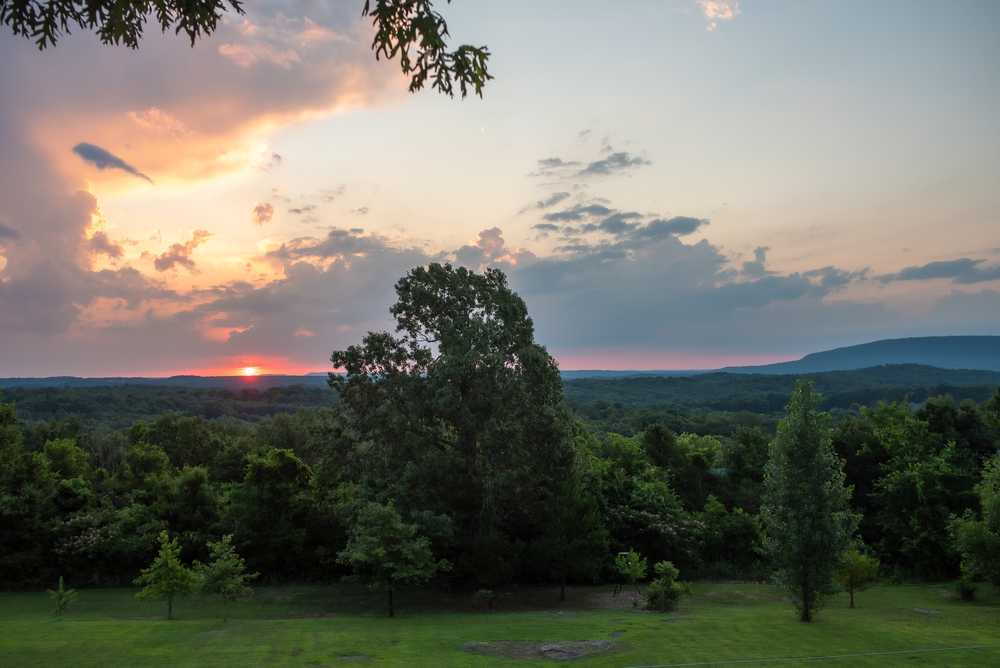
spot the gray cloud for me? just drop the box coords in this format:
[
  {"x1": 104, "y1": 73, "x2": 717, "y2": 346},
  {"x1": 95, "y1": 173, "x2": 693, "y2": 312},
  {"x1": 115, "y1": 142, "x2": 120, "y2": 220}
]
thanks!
[
  {"x1": 88, "y1": 231, "x2": 124, "y2": 259},
  {"x1": 543, "y1": 203, "x2": 615, "y2": 222},
  {"x1": 878, "y1": 258, "x2": 1000, "y2": 284},
  {"x1": 153, "y1": 230, "x2": 211, "y2": 272},
  {"x1": 577, "y1": 150, "x2": 650, "y2": 177},
  {"x1": 262, "y1": 152, "x2": 283, "y2": 171},
  {"x1": 520, "y1": 191, "x2": 571, "y2": 214},
  {"x1": 351, "y1": 206, "x2": 370, "y2": 216},
  {"x1": 288, "y1": 204, "x2": 317, "y2": 215},
  {"x1": 0, "y1": 222, "x2": 19, "y2": 240},
  {"x1": 253, "y1": 202, "x2": 275, "y2": 226},
  {"x1": 72, "y1": 142, "x2": 153, "y2": 183},
  {"x1": 742, "y1": 246, "x2": 770, "y2": 277},
  {"x1": 266, "y1": 227, "x2": 405, "y2": 263},
  {"x1": 537, "y1": 157, "x2": 579, "y2": 171}
]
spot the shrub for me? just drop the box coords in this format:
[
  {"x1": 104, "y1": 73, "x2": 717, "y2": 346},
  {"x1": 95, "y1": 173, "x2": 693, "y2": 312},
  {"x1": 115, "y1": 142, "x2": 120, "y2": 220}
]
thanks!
[{"x1": 645, "y1": 560, "x2": 688, "y2": 612}]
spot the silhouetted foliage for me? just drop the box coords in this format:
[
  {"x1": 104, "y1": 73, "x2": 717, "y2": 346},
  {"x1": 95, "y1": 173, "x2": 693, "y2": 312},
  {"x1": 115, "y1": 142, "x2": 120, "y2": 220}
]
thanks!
[{"x1": 1, "y1": 0, "x2": 491, "y2": 97}]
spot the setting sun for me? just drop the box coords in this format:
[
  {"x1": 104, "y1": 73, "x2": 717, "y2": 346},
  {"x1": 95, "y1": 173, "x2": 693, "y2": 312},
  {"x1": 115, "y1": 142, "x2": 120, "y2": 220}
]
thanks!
[{"x1": 240, "y1": 366, "x2": 261, "y2": 377}]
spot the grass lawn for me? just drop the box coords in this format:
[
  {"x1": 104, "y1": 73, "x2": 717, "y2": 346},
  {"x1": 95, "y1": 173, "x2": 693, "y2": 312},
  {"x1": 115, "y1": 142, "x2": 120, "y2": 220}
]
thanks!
[{"x1": 0, "y1": 582, "x2": 997, "y2": 667}]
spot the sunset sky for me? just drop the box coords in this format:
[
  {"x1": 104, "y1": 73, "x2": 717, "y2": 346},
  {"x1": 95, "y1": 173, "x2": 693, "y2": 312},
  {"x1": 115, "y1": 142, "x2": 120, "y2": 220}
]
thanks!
[{"x1": 1, "y1": 0, "x2": 999, "y2": 376}]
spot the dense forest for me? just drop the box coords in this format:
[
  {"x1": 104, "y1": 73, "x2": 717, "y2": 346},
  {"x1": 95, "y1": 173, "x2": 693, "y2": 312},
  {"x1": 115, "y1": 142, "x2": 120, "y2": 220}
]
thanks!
[{"x1": 2, "y1": 265, "x2": 999, "y2": 620}]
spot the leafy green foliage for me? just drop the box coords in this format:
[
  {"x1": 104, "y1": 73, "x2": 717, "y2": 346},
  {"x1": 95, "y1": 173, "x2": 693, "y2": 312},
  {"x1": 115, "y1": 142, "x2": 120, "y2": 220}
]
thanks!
[
  {"x1": 338, "y1": 501, "x2": 448, "y2": 616},
  {"x1": 332, "y1": 263, "x2": 575, "y2": 587},
  {"x1": 134, "y1": 531, "x2": 196, "y2": 619},
  {"x1": 762, "y1": 381, "x2": 858, "y2": 622},
  {"x1": 836, "y1": 547, "x2": 879, "y2": 608},
  {"x1": 0, "y1": 267, "x2": 998, "y2": 605},
  {"x1": 363, "y1": 0, "x2": 492, "y2": 97},
  {"x1": 0, "y1": 0, "x2": 242, "y2": 49},
  {"x1": 47, "y1": 576, "x2": 78, "y2": 617},
  {"x1": 195, "y1": 535, "x2": 257, "y2": 614},
  {"x1": 645, "y1": 560, "x2": 687, "y2": 612},
  {"x1": 951, "y1": 455, "x2": 1000, "y2": 590},
  {"x1": 614, "y1": 549, "x2": 647, "y2": 604}
]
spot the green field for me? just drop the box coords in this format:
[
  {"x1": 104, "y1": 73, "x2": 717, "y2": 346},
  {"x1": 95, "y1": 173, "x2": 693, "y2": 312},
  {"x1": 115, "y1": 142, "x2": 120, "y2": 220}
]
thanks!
[{"x1": 1, "y1": 583, "x2": 997, "y2": 667}]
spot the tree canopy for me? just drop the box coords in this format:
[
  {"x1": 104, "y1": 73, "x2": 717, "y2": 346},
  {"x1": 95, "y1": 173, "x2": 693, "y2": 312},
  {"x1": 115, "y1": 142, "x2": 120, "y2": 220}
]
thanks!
[{"x1": 0, "y1": 0, "x2": 491, "y2": 97}]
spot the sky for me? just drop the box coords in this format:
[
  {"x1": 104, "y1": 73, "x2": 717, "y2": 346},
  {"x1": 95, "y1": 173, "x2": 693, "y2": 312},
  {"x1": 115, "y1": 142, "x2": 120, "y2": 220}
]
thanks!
[{"x1": 1, "y1": 0, "x2": 999, "y2": 376}]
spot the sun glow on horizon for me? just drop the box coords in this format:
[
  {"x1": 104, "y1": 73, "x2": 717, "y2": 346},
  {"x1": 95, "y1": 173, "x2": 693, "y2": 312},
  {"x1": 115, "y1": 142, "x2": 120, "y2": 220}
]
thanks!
[{"x1": 240, "y1": 366, "x2": 261, "y2": 377}]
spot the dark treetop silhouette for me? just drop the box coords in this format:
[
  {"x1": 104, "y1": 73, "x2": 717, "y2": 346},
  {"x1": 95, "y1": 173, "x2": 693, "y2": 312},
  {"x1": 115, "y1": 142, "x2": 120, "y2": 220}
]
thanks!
[{"x1": 0, "y1": 0, "x2": 491, "y2": 97}]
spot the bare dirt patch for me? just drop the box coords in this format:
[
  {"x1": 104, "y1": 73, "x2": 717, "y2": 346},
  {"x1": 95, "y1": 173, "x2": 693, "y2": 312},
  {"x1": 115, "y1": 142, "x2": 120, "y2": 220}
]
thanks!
[{"x1": 462, "y1": 640, "x2": 617, "y2": 661}]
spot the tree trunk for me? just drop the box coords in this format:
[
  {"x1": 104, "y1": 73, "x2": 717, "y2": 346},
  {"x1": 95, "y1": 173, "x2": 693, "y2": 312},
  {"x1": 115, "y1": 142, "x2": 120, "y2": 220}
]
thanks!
[
  {"x1": 849, "y1": 585, "x2": 855, "y2": 609},
  {"x1": 167, "y1": 594, "x2": 174, "y2": 620},
  {"x1": 799, "y1": 582, "x2": 812, "y2": 622},
  {"x1": 560, "y1": 574, "x2": 566, "y2": 602},
  {"x1": 387, "y1": 587, "x2": 394, "y2": 618}
]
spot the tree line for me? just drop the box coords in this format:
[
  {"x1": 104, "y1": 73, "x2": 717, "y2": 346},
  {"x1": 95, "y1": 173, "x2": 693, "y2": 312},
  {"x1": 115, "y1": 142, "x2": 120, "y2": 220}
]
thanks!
[{"x1": 1, "y1": 264, "x2": 999, "y2": 620}]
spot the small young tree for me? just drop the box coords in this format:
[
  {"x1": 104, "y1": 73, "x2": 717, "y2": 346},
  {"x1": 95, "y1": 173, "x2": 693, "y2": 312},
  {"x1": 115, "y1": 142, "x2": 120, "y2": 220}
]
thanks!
[
  {"x1": 338, "y1": 501, "x2": 449, "y2": 617},
  {"x1": 134, "y1": 530, "x2": 197, "y2": 620},
  {"x1": 645, "y1": 561, "x2": 687, "y2": 612},
  {"x1": 761, "y1": 381, "x2": 858, "y2": 622},
  {"x1": 195, "y1": 534, "x2": 258, "y2": 621},
  {"x1": 47, "y1": 576, "x2": 78, "y2": 617},
  {"x1": 614, "y1": 549, "x2": 648, "y2": 606},
  {"x1": 836, "y1": 547, "x2": 879, "y2": 608}
]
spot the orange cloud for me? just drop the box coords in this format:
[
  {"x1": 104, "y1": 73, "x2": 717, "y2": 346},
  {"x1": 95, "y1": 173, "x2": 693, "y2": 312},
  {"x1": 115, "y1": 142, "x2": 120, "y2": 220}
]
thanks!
[
  {"x1": 28, "y1": 8, "x2": 405, "y2": 189},
  {"x1": 697, "y1": 0, "x2": 740, "y2": 31}
]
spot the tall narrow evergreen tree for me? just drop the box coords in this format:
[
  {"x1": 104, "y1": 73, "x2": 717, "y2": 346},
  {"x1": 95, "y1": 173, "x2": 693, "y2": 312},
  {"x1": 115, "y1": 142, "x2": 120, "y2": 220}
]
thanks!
[{"x1": 761, "y1": 381, "x2": 858, "y2": 622}]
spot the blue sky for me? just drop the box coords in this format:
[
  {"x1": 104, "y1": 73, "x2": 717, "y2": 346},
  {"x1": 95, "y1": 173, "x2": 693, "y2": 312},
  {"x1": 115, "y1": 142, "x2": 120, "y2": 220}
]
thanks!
[{"x1": 0, "y1": 1, "x2": 998, "y2": 375}]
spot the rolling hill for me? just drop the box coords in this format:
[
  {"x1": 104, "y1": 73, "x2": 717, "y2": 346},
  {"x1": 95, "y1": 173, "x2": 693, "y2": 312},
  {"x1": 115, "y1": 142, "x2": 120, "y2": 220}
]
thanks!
[{"x1": 724, "y1": 336, "x2": 1000, "y2": 374}]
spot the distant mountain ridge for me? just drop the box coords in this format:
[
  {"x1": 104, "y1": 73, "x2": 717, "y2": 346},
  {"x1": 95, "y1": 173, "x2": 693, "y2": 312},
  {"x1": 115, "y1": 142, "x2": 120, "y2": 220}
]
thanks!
[
  {"x1": 1, "y1": 336, "x2": 997, "y2": 389},
  {"x1": 723, "y1": 336, "x2": 1000, "y2": 374}
]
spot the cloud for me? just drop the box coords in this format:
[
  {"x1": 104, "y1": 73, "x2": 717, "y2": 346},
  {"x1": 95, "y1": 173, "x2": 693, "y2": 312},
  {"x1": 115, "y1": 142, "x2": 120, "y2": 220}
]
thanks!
[
  {"x1": 0, "y1": 222, "x2": 19, "y2": 240},
  {"x1": 697, "y1": 0, "x2": 740, "y2": 31},
  {"x1": 127, "y1": 108, "x2": 189, "y2": 136},
  {"x1": 72, "y1": 142, "x2": 153, "y2": 182},
  {"x1": 635, "y1": 217, "x2": 708, "y2": 239},
  {"x1": 538, "y1": 202, "x2": 707, "y2": 244},
  {"x1": 13, "y1": 5, "x2": 400, "y2": 188},
  {"x1": 577, "y1": 151, "x2": 651, "y2": 177},
  {"x1": 322, "y1": 186, "x2": 346, "y2": 202},
  {"x1": 741, "y1": 246, "x2": 770, "y2": 277},
  {"x1": 519, "y1": 191, "x2": 571, "y2": 214},
  {"x1": 260, "y1": 152, "x2": 283, "y2": 171},
  {"x1": 532, "y1": 223, "x2": 562, "y2": 236},
  {"x1": 253, "y1": 202, "x2": 275, "y2": 226},
  {"x1": 878, "y1": 258, "x2": 1000, "y2": 284},
  {"x1": 88, "y1": 231, "x2": 124, "y2": 259},
  {"x1": 531, "y1": 157, "x2": 581, "y2": 177},
  {"x1": 218, "y1": 14, "x2": 344, "y2": 68},
  {"x1": 266, "y1": 227, "x2": 403, "y2": 263},
  {"x1": 288, "y1": 204, "x2": 317, "y2": 215},
  {"x1": 0, "y1": 4, "x2": 402, "y2": 375},
  {"x1": 350, "y1": 206, "x2": 370, "y2": 216},
  {"x1": 153, "y1": 230, "x2": 212, "y2": 272},
  {"x1": 543, "y1": 203, "x2": 615, "y2": 222}
]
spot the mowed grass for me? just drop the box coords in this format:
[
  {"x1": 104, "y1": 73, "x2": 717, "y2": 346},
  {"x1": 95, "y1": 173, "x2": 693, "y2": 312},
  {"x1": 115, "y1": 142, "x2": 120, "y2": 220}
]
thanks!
[{"x1": 0, "y1": 582, "x2": 997, "y2": 667}]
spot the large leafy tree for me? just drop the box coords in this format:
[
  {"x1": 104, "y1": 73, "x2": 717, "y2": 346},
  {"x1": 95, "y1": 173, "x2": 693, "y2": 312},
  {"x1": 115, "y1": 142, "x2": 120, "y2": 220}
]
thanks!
[
  {"x1": 761, "y1": 381, "x2": 858, "y2": 622},
  {"x1": 331, "y1": 263, "x2": 575, "y2": 586},
  {"x1": 1, "y1": 0, "x2": 491, "y2": 97}
]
